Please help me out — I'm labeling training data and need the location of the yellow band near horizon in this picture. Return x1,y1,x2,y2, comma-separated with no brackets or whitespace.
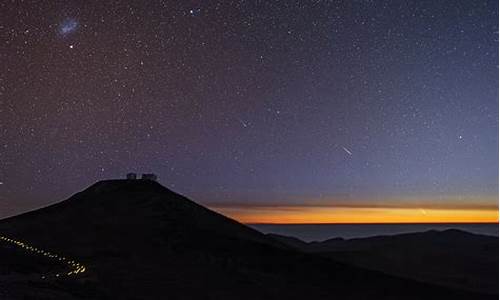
211,206,499,224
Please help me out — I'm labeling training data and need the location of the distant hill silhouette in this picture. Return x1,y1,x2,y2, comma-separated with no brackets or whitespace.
269,229,499,295
0,180,496,299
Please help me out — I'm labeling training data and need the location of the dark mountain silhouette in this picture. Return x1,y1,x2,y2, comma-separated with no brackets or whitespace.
0,180,496,299
268,229,499,295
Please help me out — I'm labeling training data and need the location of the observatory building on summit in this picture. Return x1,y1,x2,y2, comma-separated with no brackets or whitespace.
126,173,158,182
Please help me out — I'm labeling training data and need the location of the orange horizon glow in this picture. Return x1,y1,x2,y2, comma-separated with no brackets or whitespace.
210,206,499,224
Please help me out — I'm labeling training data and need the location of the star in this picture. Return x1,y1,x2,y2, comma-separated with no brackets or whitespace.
189,8,201,16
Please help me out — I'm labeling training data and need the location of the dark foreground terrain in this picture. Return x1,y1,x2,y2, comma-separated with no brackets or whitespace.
269,229,499,295
0,180,497,299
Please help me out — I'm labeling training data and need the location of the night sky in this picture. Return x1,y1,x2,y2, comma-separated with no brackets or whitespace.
1,1,498,222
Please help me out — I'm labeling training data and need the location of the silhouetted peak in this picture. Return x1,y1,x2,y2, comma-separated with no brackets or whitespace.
0,179,277,254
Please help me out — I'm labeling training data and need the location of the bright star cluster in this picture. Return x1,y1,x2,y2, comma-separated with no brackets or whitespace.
0,1,498,220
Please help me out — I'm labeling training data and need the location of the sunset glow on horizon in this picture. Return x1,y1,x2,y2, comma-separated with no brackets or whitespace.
213,206,499,224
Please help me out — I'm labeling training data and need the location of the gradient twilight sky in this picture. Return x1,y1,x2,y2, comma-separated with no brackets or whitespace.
1,1,498,222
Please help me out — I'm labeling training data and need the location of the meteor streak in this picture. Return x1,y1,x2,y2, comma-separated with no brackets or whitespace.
342,146,352,156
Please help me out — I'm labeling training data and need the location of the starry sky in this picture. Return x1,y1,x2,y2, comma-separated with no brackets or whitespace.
1,0,498,223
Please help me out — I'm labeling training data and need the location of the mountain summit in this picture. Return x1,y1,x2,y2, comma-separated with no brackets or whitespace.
0,180,494,299
0,179,274,252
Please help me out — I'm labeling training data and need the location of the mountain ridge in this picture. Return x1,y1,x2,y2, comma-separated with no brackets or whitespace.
268,229,499,294
0,180,495,299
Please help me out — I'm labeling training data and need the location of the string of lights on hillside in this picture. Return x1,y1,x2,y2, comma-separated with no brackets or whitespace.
0,235,86,278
